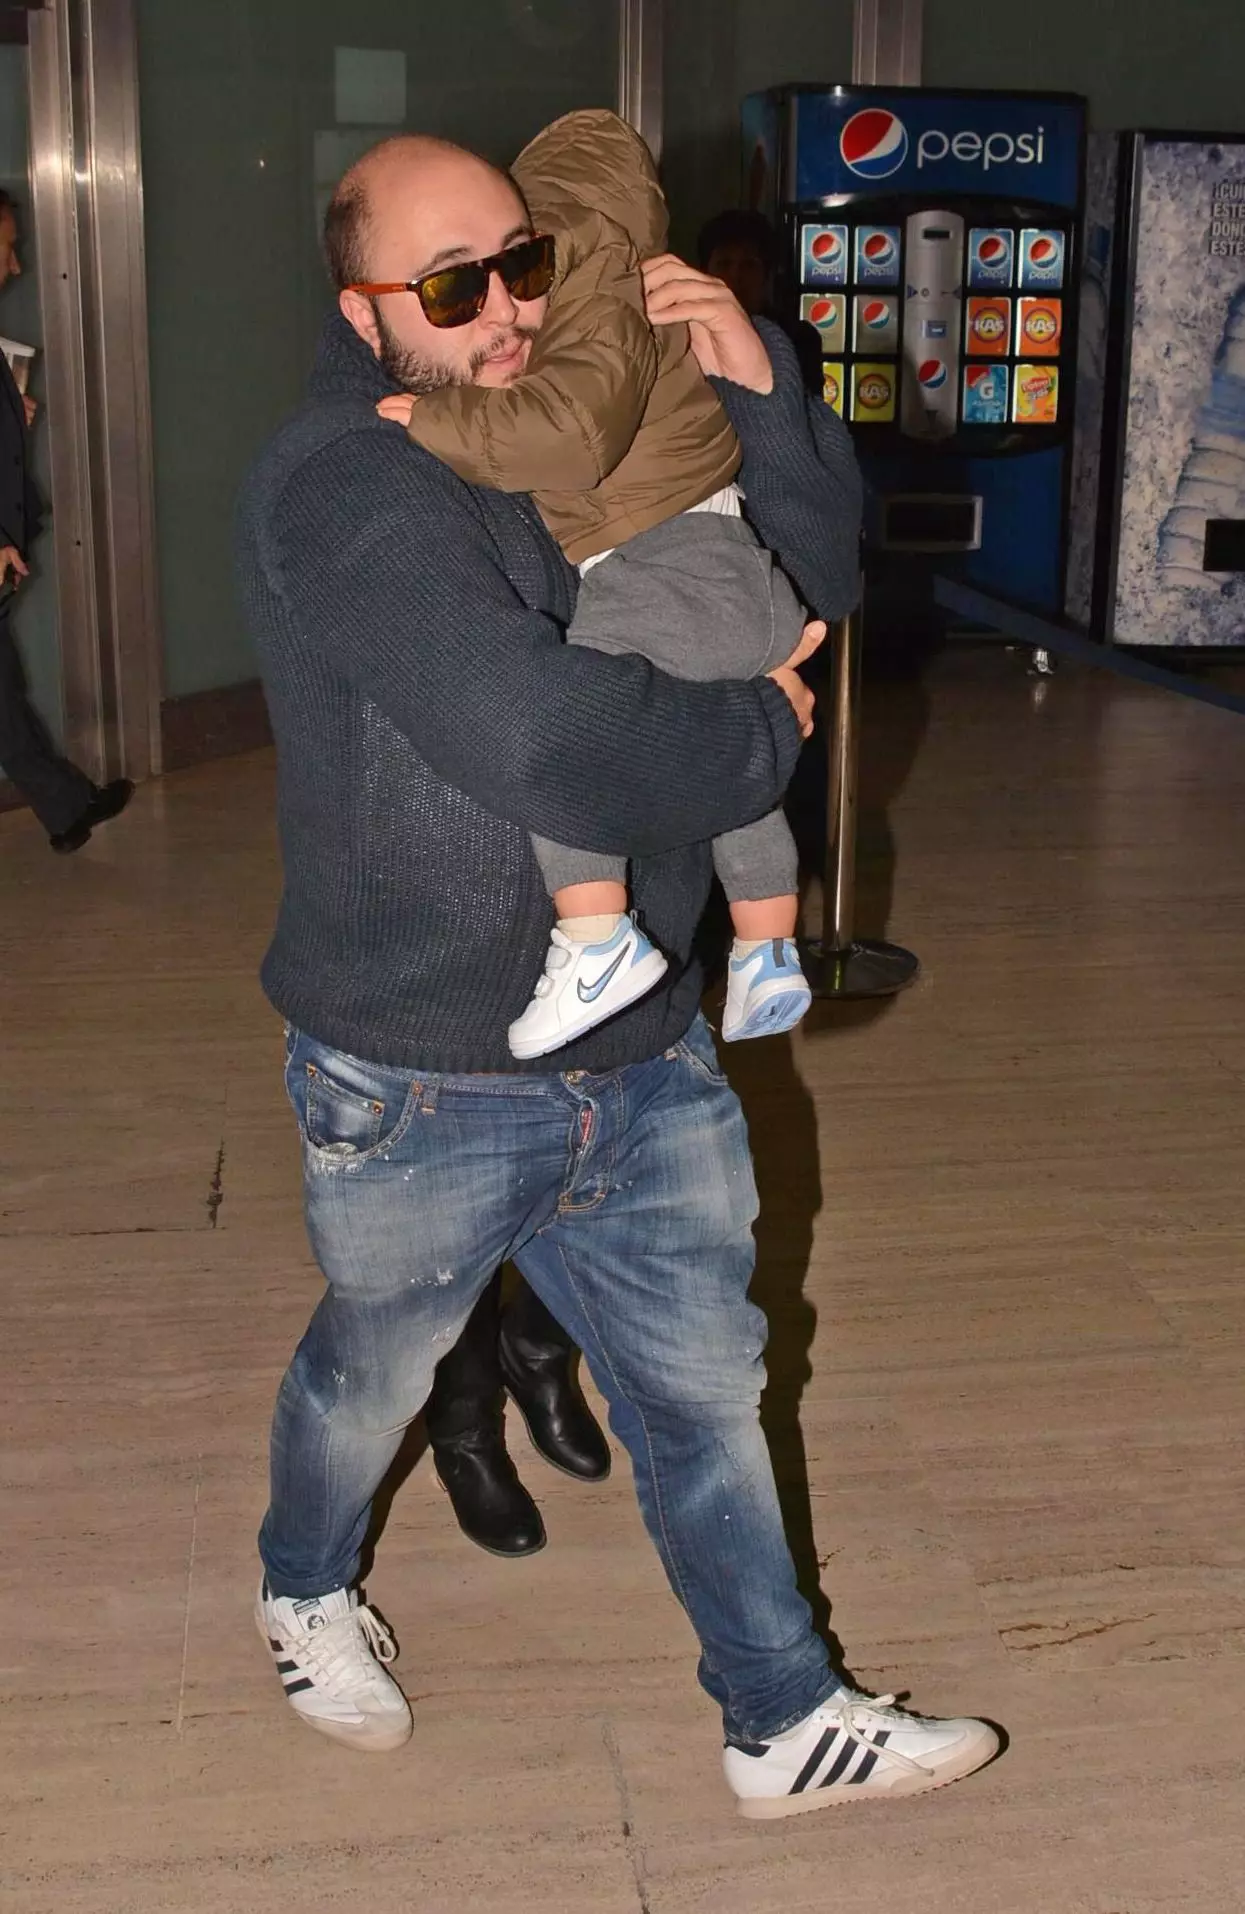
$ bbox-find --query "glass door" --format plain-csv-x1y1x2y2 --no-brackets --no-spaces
135,0,624,707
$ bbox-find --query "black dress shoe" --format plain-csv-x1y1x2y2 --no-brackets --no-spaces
500,1329,612,1482
50,778,134,855
432,1429,547,1558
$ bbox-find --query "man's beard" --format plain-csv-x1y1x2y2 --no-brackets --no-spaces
373,304,537,394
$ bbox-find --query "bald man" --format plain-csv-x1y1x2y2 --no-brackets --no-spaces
237,133,998,1816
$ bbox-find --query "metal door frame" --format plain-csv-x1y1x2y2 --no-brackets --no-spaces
27,0,161,782
852,0,923,85
619,0,663,163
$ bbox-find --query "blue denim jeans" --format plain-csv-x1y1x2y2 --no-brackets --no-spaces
261,1014,836,1741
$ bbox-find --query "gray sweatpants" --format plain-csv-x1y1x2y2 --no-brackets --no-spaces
532,512,805,905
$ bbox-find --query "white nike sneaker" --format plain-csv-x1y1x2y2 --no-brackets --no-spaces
721,937,812,1042
508,917,668,1060
256,1578,413,1753
724,1687,999,1819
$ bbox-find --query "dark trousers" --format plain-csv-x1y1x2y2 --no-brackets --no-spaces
0,600,94,836
424,1271,575,1443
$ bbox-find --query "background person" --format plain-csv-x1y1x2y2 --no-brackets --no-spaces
0,189,132,854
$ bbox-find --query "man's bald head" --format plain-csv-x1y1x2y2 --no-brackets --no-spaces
329,132,549,397
324,135,518,293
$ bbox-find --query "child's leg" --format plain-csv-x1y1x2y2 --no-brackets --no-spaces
552,878,629,944
712,812,812,1043
729,895,799,941
509,837,666,1060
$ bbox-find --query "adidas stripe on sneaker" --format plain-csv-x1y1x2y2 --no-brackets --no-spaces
724,1687,999,1819
256,1578,412,1753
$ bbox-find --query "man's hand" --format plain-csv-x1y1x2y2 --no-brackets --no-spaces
377,394,418,427
22,394,37,429
0,545,29,590
767,620,826,738
641,254,773,394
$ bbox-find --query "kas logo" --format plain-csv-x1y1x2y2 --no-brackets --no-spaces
840,107,1047,176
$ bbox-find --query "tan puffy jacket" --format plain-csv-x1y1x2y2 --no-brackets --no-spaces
403,109,740,565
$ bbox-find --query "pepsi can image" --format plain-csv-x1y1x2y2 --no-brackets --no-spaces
853,293,900,353
1019,229,1066,289
801,223,849,286
967,228,1015,289
855,225,902,286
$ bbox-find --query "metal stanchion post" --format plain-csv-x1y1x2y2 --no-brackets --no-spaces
800,593,920,1000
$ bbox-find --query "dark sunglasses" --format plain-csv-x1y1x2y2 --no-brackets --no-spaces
347,232,556,330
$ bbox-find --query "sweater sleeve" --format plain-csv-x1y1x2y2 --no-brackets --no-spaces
711,318,863,621
402,242,659,496
267,425,801,858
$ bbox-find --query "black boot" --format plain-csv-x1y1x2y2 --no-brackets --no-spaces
49,778,134,854
499,1281,611,1482
425,1277,546,1558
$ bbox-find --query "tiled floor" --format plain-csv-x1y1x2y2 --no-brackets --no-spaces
3,648,1243,1911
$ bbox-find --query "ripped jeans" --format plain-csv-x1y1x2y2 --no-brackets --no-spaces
260,1018,835,1742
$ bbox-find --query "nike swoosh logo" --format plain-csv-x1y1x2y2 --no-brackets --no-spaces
577,946,630,1004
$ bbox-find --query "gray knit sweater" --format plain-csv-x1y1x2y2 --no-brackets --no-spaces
236,314,861,1073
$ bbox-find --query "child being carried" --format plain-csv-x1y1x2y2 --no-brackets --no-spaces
380,109,817,1061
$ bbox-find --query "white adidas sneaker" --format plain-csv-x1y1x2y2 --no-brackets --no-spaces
724,1687,999,1819
508,917,667,1060
256,1579,413,1753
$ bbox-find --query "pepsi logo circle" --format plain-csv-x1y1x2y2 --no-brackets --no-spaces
861,299,891,330
1028,236,1058,266
840,109,910,180
810,230,843,263
856,371,892,410
918,360,948,390
861,231,897,268
808,298,836,326
976,233,1008,267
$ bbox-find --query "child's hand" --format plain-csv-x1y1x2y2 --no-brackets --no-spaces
768,620,826,738
376,394,418,427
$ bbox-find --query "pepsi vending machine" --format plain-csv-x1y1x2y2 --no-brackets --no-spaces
743,85,1086,636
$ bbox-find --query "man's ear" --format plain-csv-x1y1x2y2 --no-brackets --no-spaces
340,288,382,356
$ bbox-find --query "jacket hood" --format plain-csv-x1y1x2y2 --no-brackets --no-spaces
512,109,669,257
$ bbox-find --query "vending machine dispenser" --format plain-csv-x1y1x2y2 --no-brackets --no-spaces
743,84,1086,635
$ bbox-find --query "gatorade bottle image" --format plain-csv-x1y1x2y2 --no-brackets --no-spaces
962,363,1010,426
901,209,964,440
1157,283,1245,591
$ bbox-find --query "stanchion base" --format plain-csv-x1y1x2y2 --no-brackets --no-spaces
801,937,920,1001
